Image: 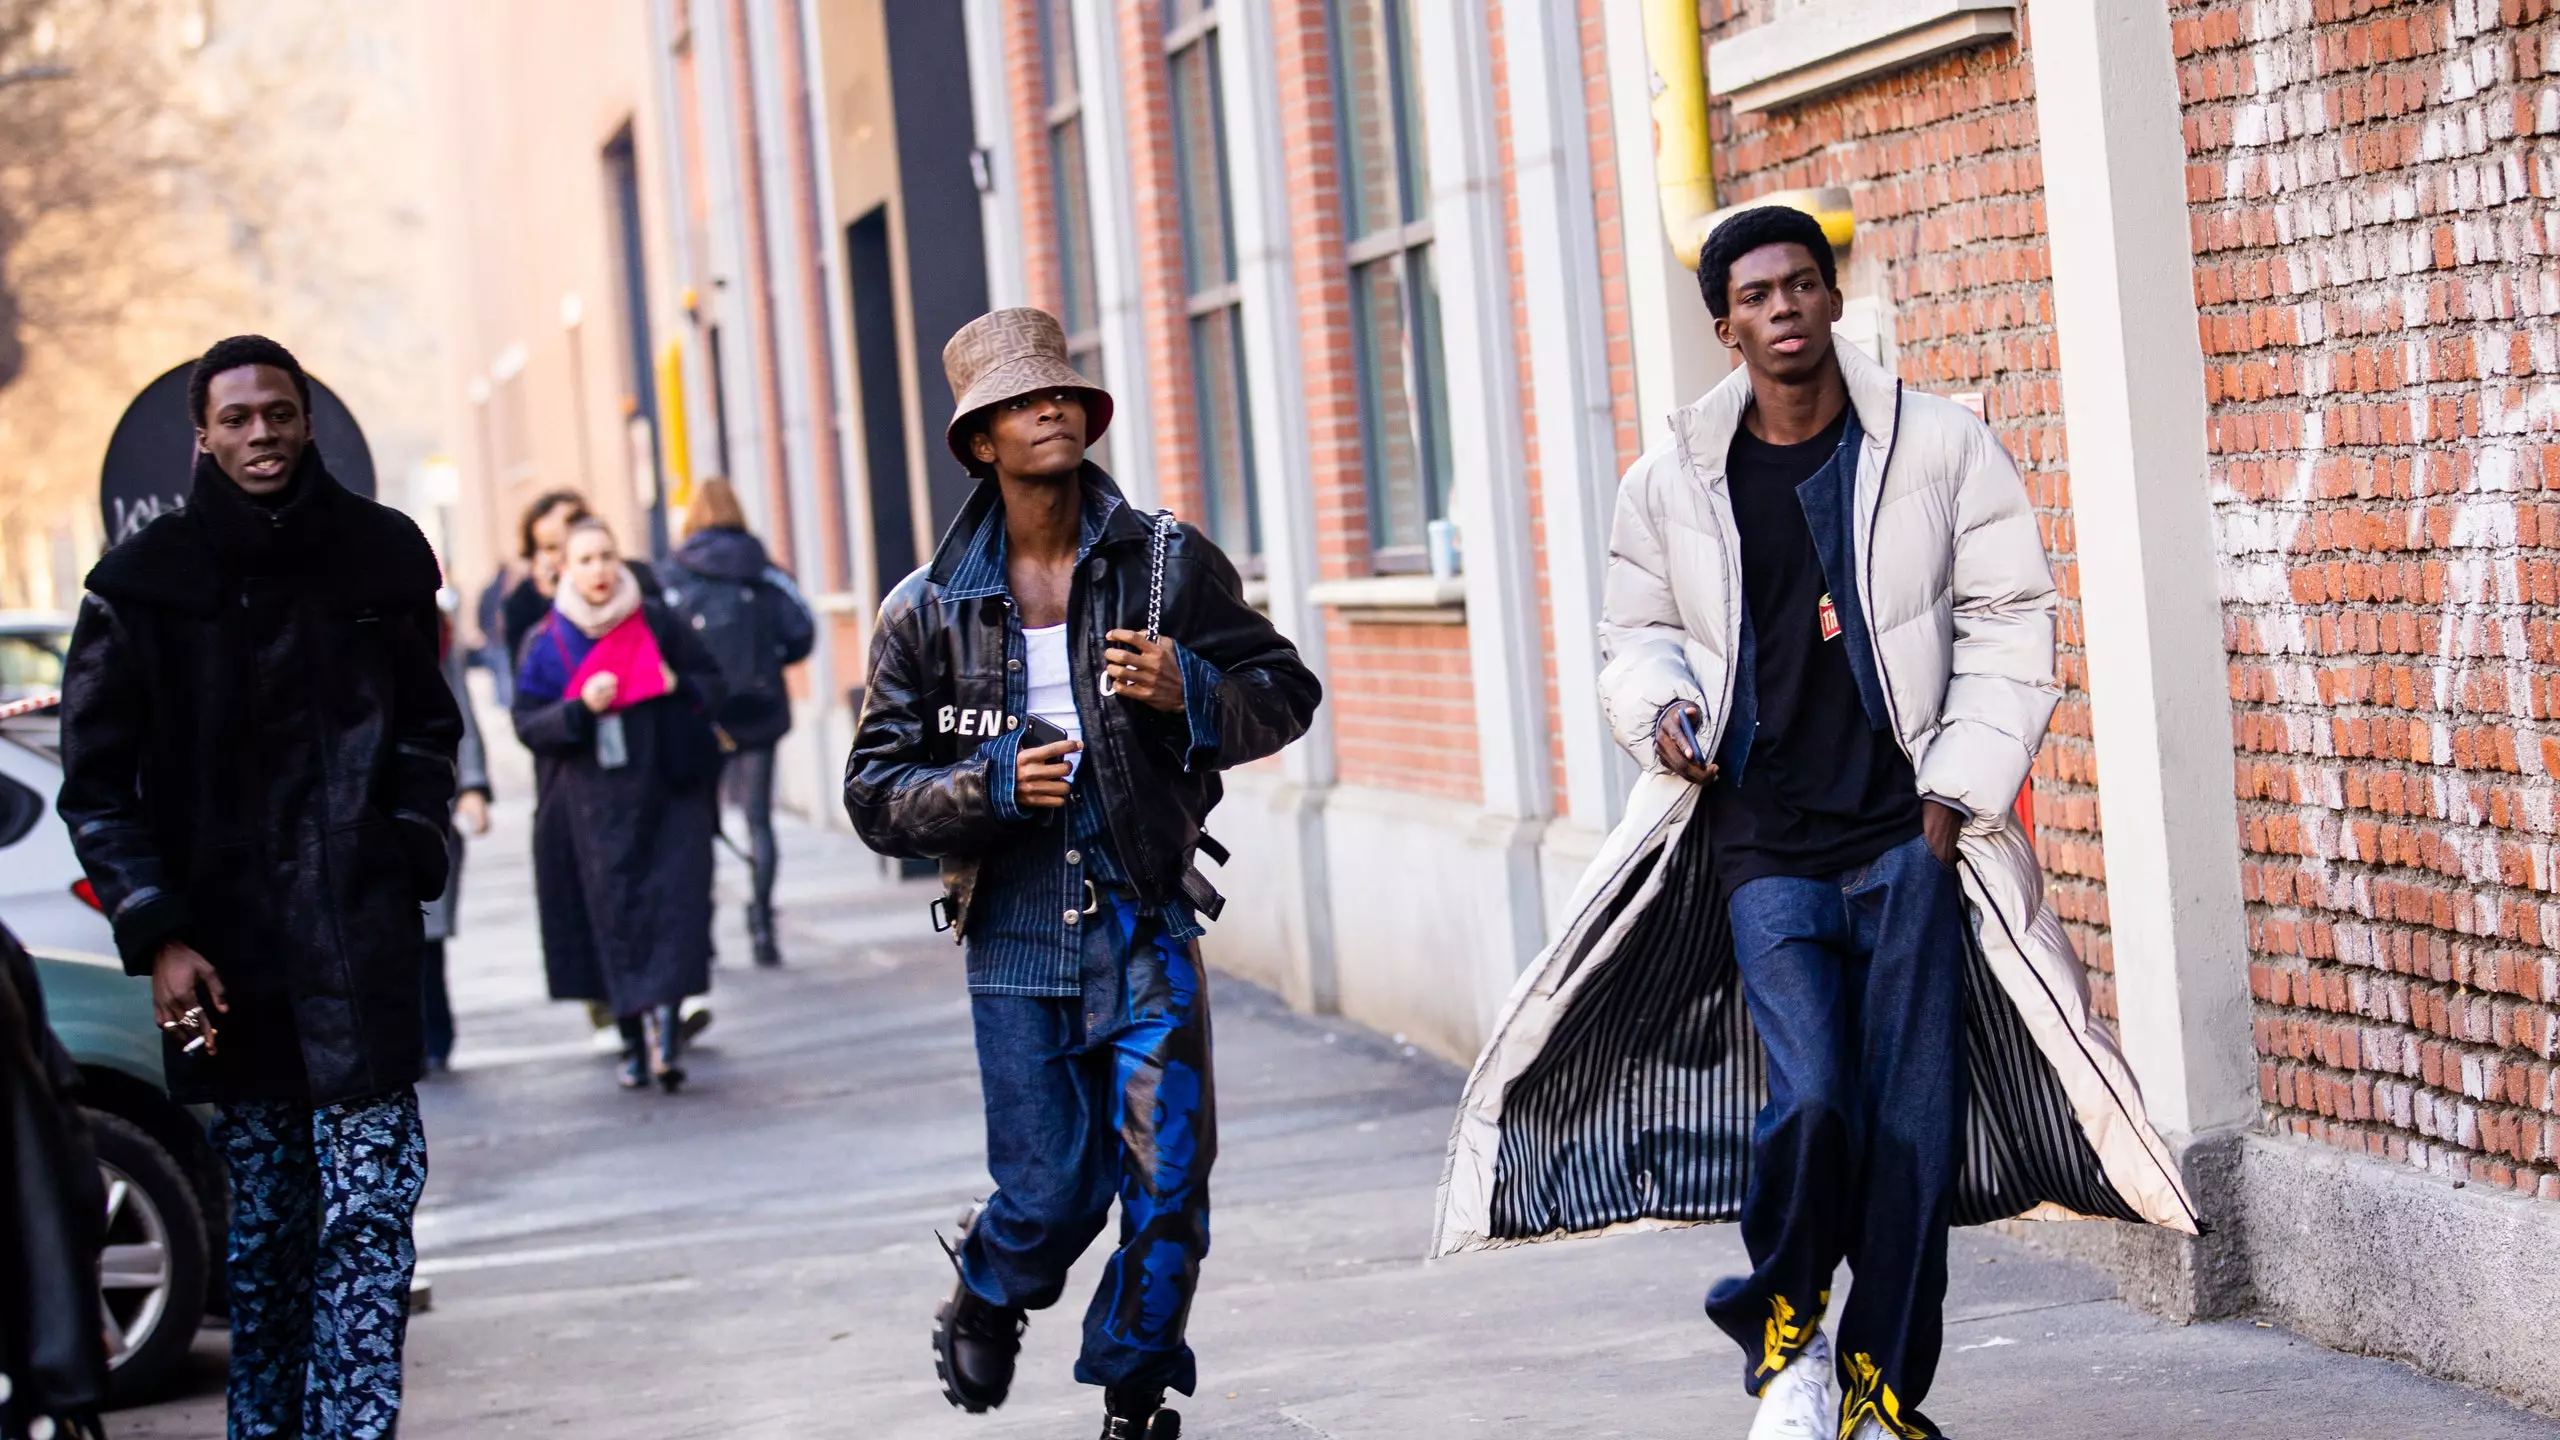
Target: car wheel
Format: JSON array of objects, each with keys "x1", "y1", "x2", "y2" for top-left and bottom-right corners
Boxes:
[{"x1": 85, "y1": 1108, "x2": 210, "y2": 1407}]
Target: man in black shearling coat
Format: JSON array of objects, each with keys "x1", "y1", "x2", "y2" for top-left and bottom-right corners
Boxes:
[{"x1": 58, "y1": 335, "x2": 459, "y2": 1437}]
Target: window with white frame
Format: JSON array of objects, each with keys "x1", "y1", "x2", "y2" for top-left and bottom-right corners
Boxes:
[
  {"x1": 1327, "y1": 0, "x2": 1448, "y2": 570},
  {"x1": 1166, "y1": 0, "x2": 1258, "y2": 558},
  {"x1": 1040, "y1": 0, "x2": 1107, "y2": 464}
]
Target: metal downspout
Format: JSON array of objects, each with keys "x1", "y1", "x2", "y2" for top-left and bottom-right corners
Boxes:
[{"x1": 1639, "y1": 0, "x2": 1855, "y2": 267}]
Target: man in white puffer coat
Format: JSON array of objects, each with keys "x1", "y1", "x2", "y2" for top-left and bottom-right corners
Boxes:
[{"x1": 1434, "y1": 206, "x2": 2197, "y2": 1440}]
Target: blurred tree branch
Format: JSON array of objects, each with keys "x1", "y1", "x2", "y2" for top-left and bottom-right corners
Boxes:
[{"x1": 0, "y1": 1, "x2": 221, "y2": 393}]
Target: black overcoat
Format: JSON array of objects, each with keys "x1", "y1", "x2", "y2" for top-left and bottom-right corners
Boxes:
[
  {"x1": 512, "y1": 601, "x2": 725, "y2": 1017},
  {"x1": 56, "y1": 452, "x2": 463, "y2": 1106}
]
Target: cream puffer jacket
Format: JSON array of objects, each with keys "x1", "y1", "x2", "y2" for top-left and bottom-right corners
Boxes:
[
  {"x1": 1433, "y1": 341, "x2": 2199, "y2": 1256},
  {"x1": 1598, "y1": 339, "x2": 2057, "y2": 832}
]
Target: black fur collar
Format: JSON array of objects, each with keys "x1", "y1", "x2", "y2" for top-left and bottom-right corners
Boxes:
[{"x1": 86, "y1": 448, "x2": 442, "y2": 611}]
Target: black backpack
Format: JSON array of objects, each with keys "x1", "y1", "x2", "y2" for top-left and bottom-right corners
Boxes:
[{"x1": 665, "y1": 567, "x2": 788, "y2": 747}]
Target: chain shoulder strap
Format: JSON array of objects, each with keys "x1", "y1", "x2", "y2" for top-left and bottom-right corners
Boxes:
[{"x1": 1143, "y1": 508, "x2": 1176, "y2": 642}]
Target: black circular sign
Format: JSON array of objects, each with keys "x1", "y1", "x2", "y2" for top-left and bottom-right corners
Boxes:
[{"x1": 98, "y1": 362, "x2": 375, "y2": 546}]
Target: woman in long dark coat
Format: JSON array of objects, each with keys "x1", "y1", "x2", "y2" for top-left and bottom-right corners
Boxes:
[{"x1": 512, "y1": 519, "x2": 725, "y2": 1092}]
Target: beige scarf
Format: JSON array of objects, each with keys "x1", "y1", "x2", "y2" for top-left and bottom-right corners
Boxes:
[{"x1": 552, "y1": 563, "x2": 643, "y2": 638}]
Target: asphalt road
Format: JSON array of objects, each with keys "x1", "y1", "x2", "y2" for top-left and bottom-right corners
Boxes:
[{"x1": 111, "y1": 778, "x2": 2560, "y2": 1438}]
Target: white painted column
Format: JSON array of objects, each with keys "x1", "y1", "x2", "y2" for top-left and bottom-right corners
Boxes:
[
  {"x1": 1499, "y1": 0, "x2": 1635, "y2": 836},
  {"x1": 685, "y1": 0, "x2": 772, "y2": 518},
  {"x1": 2031, "y1": 0, "x2": 2258, "y2": 1140},
  {"x1": 1069, "y1": 0, "x2": 1157, "y2": 506},
  {"x1": 961, "y1": 0, "x2": 1027, "y2": 311},
  {"x1": 646, "y1": 0, "x2": 721, "y2": 491},
  {"x1": 1215, "y1": 0, "x2": 1339, "y2": 1011},
  {"x1": 743, "y1": 1, "x2": 826, "y2": 581},
  {"x1": 1600, "y1": 0, "x2": 1727, "y2": 454},
  {"x1": 795, "y1": 0, "x2": 879, "y2": 618},
  {"x1": 1408, "y1": 2, "x2": 1550, "y2": 990}
]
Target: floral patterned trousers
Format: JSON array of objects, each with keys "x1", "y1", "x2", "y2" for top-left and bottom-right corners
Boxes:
[{"x1": 209, "y1": 1089, "x2": 429, "y2": 1439}]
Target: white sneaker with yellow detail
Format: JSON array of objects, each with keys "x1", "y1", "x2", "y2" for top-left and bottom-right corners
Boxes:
[{"x1": 1746, "y1": 1330, "x2": 1838, "y2": 1440}]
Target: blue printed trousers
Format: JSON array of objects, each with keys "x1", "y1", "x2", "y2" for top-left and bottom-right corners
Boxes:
[
  {"x1": 209, "y1": 1089, "x2": 428, "y2": 1440},
  {"x1": 960, "y1": 903, "x2": 1215, "y2": 1397}
]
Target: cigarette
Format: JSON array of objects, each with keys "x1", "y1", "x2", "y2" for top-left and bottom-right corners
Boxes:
[{"x1": 183, "y1": 1034, "x2": 209, "y2": 1054}]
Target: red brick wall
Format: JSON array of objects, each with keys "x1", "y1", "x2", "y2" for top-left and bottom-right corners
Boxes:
[
  {"x1": 1700, "y1": 5, "x2": 2116, "y2": 1013},
  {"x1": 1582, "y1": 0, "x2": 1645, "y2": 480},
  {"x1": 2183, "y1": 0, "x2": 2560, "y2": 1196}
]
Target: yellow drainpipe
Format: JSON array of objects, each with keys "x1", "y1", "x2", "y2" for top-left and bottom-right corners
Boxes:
[
  {"x1": 1641, "y1": 0, "x2": 1855, "y2": 268},
  {"x1": 656, "y1": 338, "x2": 694, "y2": 509}
]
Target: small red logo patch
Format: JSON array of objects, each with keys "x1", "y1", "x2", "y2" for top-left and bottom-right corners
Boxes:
[{"x1": 1819, "y1": 593, "x2": 1842, "y2": 642}]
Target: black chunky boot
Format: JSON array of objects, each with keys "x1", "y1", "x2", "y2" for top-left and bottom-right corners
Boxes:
[
  {"x1": 749, "y1": 900, "x2": 782, "y2": 968},
  {"x1": 1099, "y1": 1386, "x2": 1180, "y2": 1439},
  {"x1": 932, "y1": 1206, "x2": 1026, "y2": 1412}
]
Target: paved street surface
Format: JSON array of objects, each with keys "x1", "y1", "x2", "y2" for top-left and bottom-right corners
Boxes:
[{"x1": 114, "y1": 721, "x2": 2560, "y2": 1438}]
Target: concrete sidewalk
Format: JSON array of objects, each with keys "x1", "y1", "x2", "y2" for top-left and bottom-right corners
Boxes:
[{"x1": 115, "y1": 795, "x2": 2556, "y2": 1438}]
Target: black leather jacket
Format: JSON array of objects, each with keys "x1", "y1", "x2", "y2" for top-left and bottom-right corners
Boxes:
[
  {"x1": 845, "y1": 467, "x2": 1320, "y2": 934},
  {"x1": 57, "y1": 453, "x2": 462, "y2": 1105}
]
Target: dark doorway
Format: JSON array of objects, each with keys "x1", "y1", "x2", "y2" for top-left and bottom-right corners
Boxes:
[
  {"x1": 846, "y1": 207, "x2": 917, "y2": 594},
  {"x1": 602, "y1": 125, "x2": 667, "y2": 561},
  {"x1": 883, "y1": 0, "x2": 990, "y2": 537}
]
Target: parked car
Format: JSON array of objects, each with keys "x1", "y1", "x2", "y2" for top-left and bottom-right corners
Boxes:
[
  {"x1": 0, "y1": 610, "x2": 71, "y2": 706},
  {"x1": 1, "y1": 692, "x2": 224, "y2": 1406}
]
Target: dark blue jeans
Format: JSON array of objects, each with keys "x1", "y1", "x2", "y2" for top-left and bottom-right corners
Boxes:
[
  {"x1": 1704, "y1": 832, "x2": 1966, "y2": 1439},
  {"x1": 960, "y1": 901, "x2": 1214, "y2": 1397}
]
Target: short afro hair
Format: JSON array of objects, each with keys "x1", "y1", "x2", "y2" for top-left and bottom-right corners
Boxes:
[
  {"x1": 189, "y1": 334, "x2": 313, "y2": 426},
  {"x1": 1697, "y1": 206, "x2": 1838, "y2": 320}
]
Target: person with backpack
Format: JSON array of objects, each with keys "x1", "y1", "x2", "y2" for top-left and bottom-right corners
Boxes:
[{"x1": 663, "y1": 478, "x2": 815, "y2": 969}]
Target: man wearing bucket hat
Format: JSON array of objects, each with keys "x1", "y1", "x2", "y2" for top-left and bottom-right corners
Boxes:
[{"x1": 847, "y1": 308, "x2": 1321, "y2": 1439}]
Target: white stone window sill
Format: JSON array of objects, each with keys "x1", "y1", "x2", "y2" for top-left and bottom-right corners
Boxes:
[
  {"x1": 1304, "y1": 575, "x2": 1467, "y2": 625},
  {"x1": 1708, "y1": 0, "x2": 2017, "y2": 114}
]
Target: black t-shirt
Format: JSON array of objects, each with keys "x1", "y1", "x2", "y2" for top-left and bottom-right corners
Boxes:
[{"x1": 1703, "y1": 406, "x2": 1922, "y2": 892}]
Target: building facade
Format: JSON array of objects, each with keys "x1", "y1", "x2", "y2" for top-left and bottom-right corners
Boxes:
[
  {"x1": 953, "y1": 0, "x2": 2560, "y2": 1408},
  {"x1": 421, "y1": 0, "x2": 2560, "y2": 1407}
]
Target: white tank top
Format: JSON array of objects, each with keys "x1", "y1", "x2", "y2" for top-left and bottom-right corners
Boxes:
[{"x1": 1023, "y1": 623, "x2": 1082, "y2": 780}]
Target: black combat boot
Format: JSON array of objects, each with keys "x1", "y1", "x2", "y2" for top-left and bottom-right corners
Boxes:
[
  {"x1": 1099, "y1": 1385, "x2": 1180, "y2": 1439},
  {"x1": 932, "y1": 1207, "x2": 1026, "y2": 1412}
]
